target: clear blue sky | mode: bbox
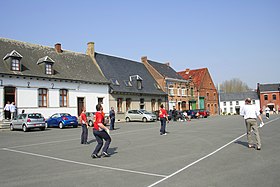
[1,0,279,89]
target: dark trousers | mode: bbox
[160,118,167,134]
[5,110,11,119]
[81,124,88,144]
[93,130,111,154]
[110,118,115,130]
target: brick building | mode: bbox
[257,83,280,113]
[178,68,218,115]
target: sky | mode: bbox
[1,0,279,89]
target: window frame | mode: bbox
[59,89,68,107]
[11,58,20,71]
[45,63,53,75]
[38,88,48,107]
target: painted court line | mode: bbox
[5,126,159,149]
[2,147,167,178]
[147,117,280,187]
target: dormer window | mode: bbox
[11,58,20,71]
[111,79,120,86]
[137,80,142,90]
[124,80,132,87]
[37,56,55,75]
[3,50,23,71]
[45,64,52,75]
[129,75,143,90]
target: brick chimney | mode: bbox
[86,42,95,57]
[141,56,148,63]
[185,68,190,74]
[55,43,62,53]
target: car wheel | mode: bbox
[59,122,63,129]
[40,127,46,131]
[125,117,130,122]
[89,121,93,127]
[22,125,28,132]
[142,117,147,122]
[10,124,14,131]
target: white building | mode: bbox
[0,38,110,120]
[219,91,260,115]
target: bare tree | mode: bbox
[219,78,250,93]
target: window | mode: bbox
[206,92,209,99]
[151,99,156,112]
[236,101,239,105]
[230,107,233,113]
[252,100,256,104]
[38,88,48,107]
[111,79,120,86]
[264,95,268,100]
[117,98,123,112]
[213,93,216,100]
[154,83,161,90]
[181,87,186,96]
[230,101,232,106]
[126,98,131,111]
[140,98,145,109]
[11,59,20,71]
[224,108,227,113]
[137,80,142,90]
[158,99,162,110]
[60,89,68,107]
[273,94,277,100]
[223,102,226,106]
[98,98,103,104]
[124,80,132,87]
[177,87,181,96]
[169,85,174,96]
[45,64,52,75]
[191,88,194,97]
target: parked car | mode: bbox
[125,109,157,122]
[45,113,78,129]
[85,112,95,126]
[196,109,210,118]
[183,110,197,119]
[10,113,46,132]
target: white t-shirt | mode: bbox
[240,104,260,119]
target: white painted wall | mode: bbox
[220,99,260,115]
[0,76,109,120]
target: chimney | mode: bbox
[141,56,148,63]
[55,43,62,53]
[86,42,95,57]
[165,62,170,66]
[185,68,190,74]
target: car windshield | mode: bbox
[28,113,43,119]
[61,113,71,117]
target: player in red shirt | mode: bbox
[91,104,111,158]
[159,104,168,135]
[80,107,89,144]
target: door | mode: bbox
[77,97,85,116]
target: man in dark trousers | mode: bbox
[109,107,115,130]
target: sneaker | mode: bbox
[163,133,167,136]
[256,147,261,150]
[91,153,99,159]
[102,152,110,157]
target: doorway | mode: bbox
[77,97,85,116]
[4,86,15,105]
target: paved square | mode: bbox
[1,115,280,187]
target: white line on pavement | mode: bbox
[147,117,280,187]
[2,147,167,178]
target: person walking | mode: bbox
[80,107,89,144]
[109,107,115,130]
[172,106,177,121]
[240,98,263,150]
[265,106,270,119]
[91,104,111,158]
[159,104,168,135]
[9,102,16,119]
[4,101,11,120]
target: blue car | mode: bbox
[45,113,78,129]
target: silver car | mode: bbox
[10,113,46,132]
[125,109,157,122]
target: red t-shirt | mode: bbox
[94,111,104,130]
[80,112,87,124]
[159,108,167,118]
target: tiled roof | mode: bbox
[178,68,207,88]
[220,91,259,102]
[147,60,185,80]
[95,53,167,96]
[0,38,109,84]
[258,83,280,92]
